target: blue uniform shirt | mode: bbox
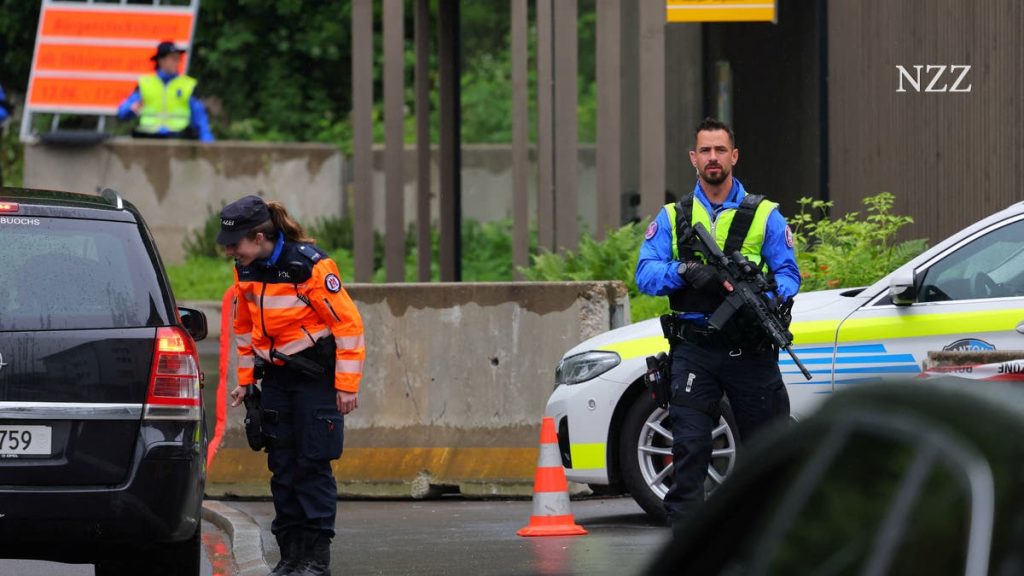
[0,84,9,124]
[635,178,801,323]
[117,70,215,142]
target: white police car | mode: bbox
[545,201,1024,519]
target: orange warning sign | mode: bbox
[25,2,197,117]
[35,44,184,75]
[28,77,138,109]
[40,8,192,41]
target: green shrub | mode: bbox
[308,214,354,252]
[1,125,24,187]
[791,192,928,292]
[519,192,927,323]
[521,222,670,322]
[170,194,926,310]
[182,208,224,259]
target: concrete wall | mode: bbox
[200,281,630,498]
[24,140,601,265]
[23,139,346,264]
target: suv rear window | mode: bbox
[0,217,167,331]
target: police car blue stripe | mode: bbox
[779,357,838,366]
[783,364,919,376]
[779,354,917,366]
[835,354,916,364]
[791,344,888,355]
[836,344,888,354]
[834,365,921,374]
[791,346,838,354]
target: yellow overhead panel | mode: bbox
[666,0,777,24]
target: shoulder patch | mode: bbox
[785,225,794,248]
[325,274,342,293]
[644,220,658,240]
[296,244,323,263]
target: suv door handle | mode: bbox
[1018,320,1024,335]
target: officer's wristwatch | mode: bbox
[677,262,692,277]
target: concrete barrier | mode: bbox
[23,139,345,264]
[201,281,629,498]
[23,140,603,265]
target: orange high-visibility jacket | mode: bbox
[231,240,365,393]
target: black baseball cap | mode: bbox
[216,195,271,245]
[151,41,186,61]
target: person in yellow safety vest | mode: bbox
[0,82,10,186]
[117,41,215,142]
[636,117,801,527]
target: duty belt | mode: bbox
[660,314,730,348]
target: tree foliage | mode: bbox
[0,0,598,147]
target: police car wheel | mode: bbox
[619,392,739,521]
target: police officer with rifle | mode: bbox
[636,118,803,525]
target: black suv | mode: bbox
[0,188,208,575]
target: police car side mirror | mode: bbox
[178,307,209,341]
[889,271,917,306]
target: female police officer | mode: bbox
[220,195,364,576]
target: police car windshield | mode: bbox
[0,217,167,331]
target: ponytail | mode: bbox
[267,201,315,243]
[244,200,316,244]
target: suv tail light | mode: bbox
[145,326,201,420]
[0,202,19,213]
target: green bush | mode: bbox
[182,208,225,259]
[171,216,525,298]
[170,194,927,312]
[791,192,928,292]
[519,192,927,323]
[520,222,670,322]
[307,214,354,252]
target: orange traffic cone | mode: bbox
[517,416,588,537]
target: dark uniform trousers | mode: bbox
[261,361,345,537]
[663,339,789,523]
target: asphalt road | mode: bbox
[230,496,671,576]
[0,521,234,576]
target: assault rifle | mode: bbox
[689,222,812,380]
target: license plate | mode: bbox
[0,425,52,456]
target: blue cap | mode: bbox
[152,41,186,61]
[216,195,270,245]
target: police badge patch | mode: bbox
[325,274,341,293]
[785,225,794,248]
[645,220,658,240]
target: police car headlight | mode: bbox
[555,351,621,386]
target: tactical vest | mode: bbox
[666,193,777,314]
[137,74,196,134]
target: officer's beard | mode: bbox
[700,163,729,186]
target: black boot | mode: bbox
[269,530,301,576]
[291,530,332,576]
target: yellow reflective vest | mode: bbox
[665,195,777,313]
[137,74,196,134]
